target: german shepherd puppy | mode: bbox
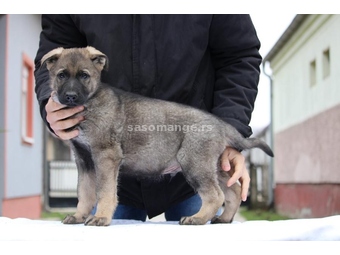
[41,47,273,226]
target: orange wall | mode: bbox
[2,195,42,219]
[275,184,340,218]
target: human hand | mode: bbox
[45,93,85,140]
[220,147,250,202]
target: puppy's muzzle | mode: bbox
[58,79,88,106]
[64,91,78,105]
[60,90,85,106]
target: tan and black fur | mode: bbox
[41,47,274,226]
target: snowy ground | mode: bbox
[1,215,339,241]
[148,209,246,222]
[1,214,339,254]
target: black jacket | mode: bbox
[34,14,261,218]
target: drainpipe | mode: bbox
[262,60,275,208]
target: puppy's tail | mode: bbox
[231,137,274,157]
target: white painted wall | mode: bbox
[0,14,7,214]
[270,15,340,133]
[5,14,43,198]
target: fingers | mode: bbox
[221,147,245,185]
[240,171,250,202]
[220,150,231,171]
[45,96,84,140]
[221,147,250,201]
[52,117,83,140]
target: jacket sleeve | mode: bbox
[34,14,87,127]
[209,14,262,138]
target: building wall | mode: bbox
[271,15,340,134]
[275,184,340,218]
[275,103,340,184]
[270,14,340,218]
[274,103,340,217]
[0,14,7,215]
[2,14,43,219]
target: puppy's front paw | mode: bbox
[62,214,86,224]
[179,216,206,225]
[85,215,111,226]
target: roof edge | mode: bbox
[263,14,309,63]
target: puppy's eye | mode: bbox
[57,72,66,79]
[80,72,90,79]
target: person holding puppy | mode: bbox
[35,14,261,222]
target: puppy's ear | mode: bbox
[41,47,64,70]
[86,46,109,72]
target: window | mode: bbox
[323,48,330,79]
[21,53,34,145]
[309,59,317,87]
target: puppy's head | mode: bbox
[41,46,108,106]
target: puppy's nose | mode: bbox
[65,92,78,104]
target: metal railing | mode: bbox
[48,161,78,198]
